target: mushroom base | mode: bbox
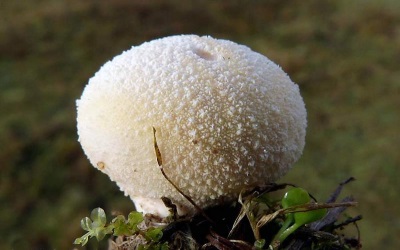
[132,196,194,218]
[110,180,360,250]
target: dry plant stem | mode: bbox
[228,192,261,240]
[203,230,253,250]
[287,178,359,250]
[257,201,357,229]
[228,184,289,239]
[228,185,356,241]
[159,168,215,225]
[241,197,261,240]
[152,127,163,166]
[333,215,362,229]
[152,127,215,225]
[311,196,354,231]
[242,183,291,199]
[327,177,355,203]
[310,177,356,231]
[353,217,362,249]
[270,200,357,250]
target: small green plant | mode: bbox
[74,208,168,249]
[74,181,359,249]
[73,207,113,245]
[272,187,327,246]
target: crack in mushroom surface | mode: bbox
[76,35,307,217]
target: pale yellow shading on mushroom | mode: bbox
[76,35,307,218]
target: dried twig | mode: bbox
[257,201,357,229]
[152,127,215,225]
[287,178,358,250]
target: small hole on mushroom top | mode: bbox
[193,48,215,61]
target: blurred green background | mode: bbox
[1,0,399,249]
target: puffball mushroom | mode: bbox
[76,35,307,218]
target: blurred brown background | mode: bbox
[1,0,399,249]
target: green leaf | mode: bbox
[111,215,126,228]
[153,242,169,250]
[282,187,310,209]
[81,217,92,231]
[91,207,107,227]
[73,237,84,245]
[160,242,169,250]
[112,214,126,224]
[112,215,131,236]
[106,224,115,234]
[74,232,91,246]
[93,227,107,241]
[274,188,328,245]
[294,207,327,225]
[128,211,144,227]
[145,227,163,242]
[139,242,169,250]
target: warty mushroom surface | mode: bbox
[76,35,307,217]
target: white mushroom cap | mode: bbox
[76,35,307,217]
